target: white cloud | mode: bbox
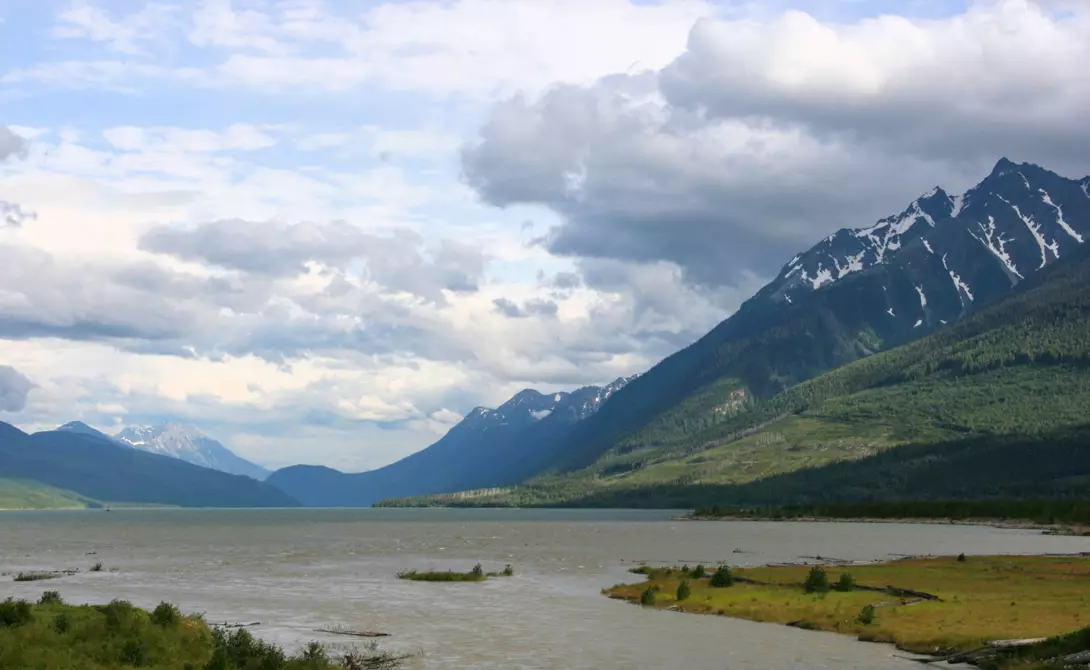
[54,1,180,55]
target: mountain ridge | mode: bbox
[0,422,297,508]
[114,422,269,481]
[267,376,637,506]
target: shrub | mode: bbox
[501,564,514,577]
[470,563,484,579]
[98,599,137,630]
[677,579,692,601]
[835,573,855,592]
[90,562,104,572]
[53,613,70,634]
[804,566,830,594]
[119,639,147,666]
[858,604,877,625]
[301,641,329,663]
[151,602,180,627]
[0,598,33,628]
[957,553,967,562]
[692,564,707,578]
[39,590,64,605]
[710,565,734,588]
[681,564,690,573]
[640,586,656,606]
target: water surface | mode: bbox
[2,508,1087,669]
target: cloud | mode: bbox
[1,201,37,227]
[54,1,180,55]
[139,219,487,302]
[103,124,277,152]
[493,296,559,318]
[0,124,26,161]
[462,0,1090,286]
[0,365,33,412]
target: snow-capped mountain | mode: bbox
[464,376,638,428]
[757,158,1090,330]
[267,376,638,506]
[114,423,269,481]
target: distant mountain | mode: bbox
[268,377,635,506]
[0,424,297,508]
[56,421,125,445]
[114,423,269,480]
[522,159,1090,477]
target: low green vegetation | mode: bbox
[606,555,1090,667]
[0,595,405,669]
[396,563,514,582]
[0,478,95,510]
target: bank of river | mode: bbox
[607,555,1090,668]
[3,508,1089,669]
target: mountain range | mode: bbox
[5,158,1088,510]
[371,158,1090,508]
[0,422,296,508]
[267,377,635,506]
[55,421,269,480]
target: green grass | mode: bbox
[0,479,97,510]
[0,595,403,669]
[607,555,1090,666]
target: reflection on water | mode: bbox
[2,508,1086,669]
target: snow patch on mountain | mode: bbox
[998,194,1059,268]
[114,423,269,480]
[1040,189,1083,243]
[971,215,1022,278]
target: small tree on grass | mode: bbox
[857,604,876,625]
[676,579,692,601]
[692,564,707,578]
[470,563,484,579]
[501,564,514,576]
[152,602,180,627]
[640,586,656,606]
[957,553,967,563]
[804,566,830,594]
[710,565,734,588]
[39,590,63,605]
[835,573,855,592]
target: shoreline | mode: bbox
[676,513,1090,536]
[605,554,1090,669]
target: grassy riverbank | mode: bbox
[0,594,404,669]
[606,555,1090,666]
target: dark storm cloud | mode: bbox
[461,4,1090,287]
[0,365,34,412]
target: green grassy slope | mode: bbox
[0,479,96,510]
[378,246,1090,508]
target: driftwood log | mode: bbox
[316,628,390,638]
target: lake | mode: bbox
[2,508,1087,669]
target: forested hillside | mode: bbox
[377,242,1090,508]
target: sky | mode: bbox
[1,0,1088,472]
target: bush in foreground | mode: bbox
[835,573,855,592]
[804,566,830,594]
[710,565,734,588]
[676,580,692,601]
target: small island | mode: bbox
[397,562,514,582]
[605,555,1090,668]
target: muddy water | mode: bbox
[2,508,1086,669]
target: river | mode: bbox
[2,508,1087,669]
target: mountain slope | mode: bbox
[268,378,634,506]
[0,424,298,508]
[56,421,125,446]
[114,423,269,480]
[533,159,1090,477]
[0,478,96,510]
[386,241,1090,508]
